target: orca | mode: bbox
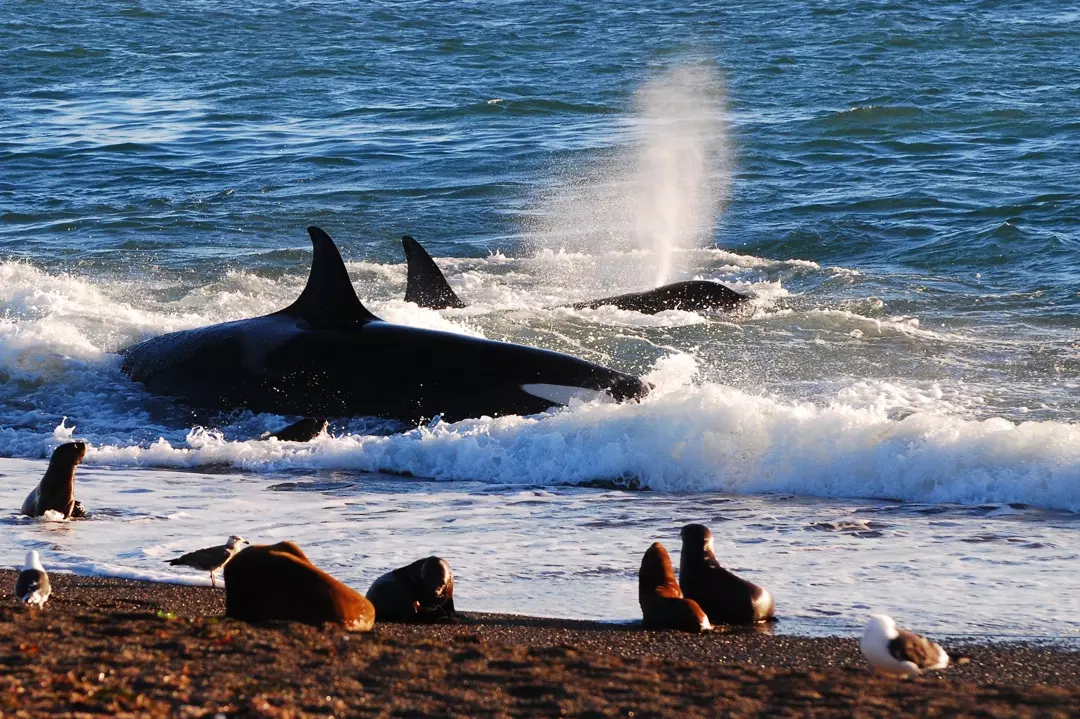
[403,235,466,310]
[121,227,647,423]
[401,235,749,314]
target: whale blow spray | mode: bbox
[531,64,731,292]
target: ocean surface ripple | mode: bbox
[1,1,1077,637]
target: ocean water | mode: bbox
[1,1,1078,638]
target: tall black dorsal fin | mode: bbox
[281,226,380,328]
[402,235,466,309]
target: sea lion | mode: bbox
[267,417,328,442]
[21,442,87,519]
[861,614,949,676]
[366,556,457,623]
[639,542,711,632]
[223,541,374,631]
[678,523,774,624]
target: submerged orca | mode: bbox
[121,227,647,422]
[401,235,749,314]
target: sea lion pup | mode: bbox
[21,442,87,519]
[639,542,711,632]
[15,550,51,609]
[223,541,374,631]
[267,417,328,442]
[366,556,457,623]
[861,614,949,676]
[678,523,774,625]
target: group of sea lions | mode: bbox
[14,441,950,677]
[640,524,775,633]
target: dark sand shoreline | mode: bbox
[2,570,1077,717]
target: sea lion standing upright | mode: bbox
[678,523,774,625]
[638,542,711,633]
[366,556,457,623]
[21,442,87,519]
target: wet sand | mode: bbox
[1,570,1077,717]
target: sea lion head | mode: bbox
[51,441,87,466]
[639,542,679,590]
[416,556,453,605]
[680,523,714,553]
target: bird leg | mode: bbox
[210,571,216,589]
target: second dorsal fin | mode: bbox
[402,235,466,310]
[281,226,380,328]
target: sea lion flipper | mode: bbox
[402,235,466,310]
[281,227,381,329]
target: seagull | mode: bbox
[15,550,51,609]
[166,535,249,588]
[861,614,950,676]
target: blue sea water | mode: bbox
[1,1,1078,637]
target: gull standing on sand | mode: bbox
[15,550,51,609]
[861,614,949,676]
[166,535,249,588]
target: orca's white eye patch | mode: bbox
[520,383,616,406]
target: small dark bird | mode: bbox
[15,550,51,609]
[167,535,248,588]
[268,417,328,442]
[861,614,949,676]
[679,523,775,624]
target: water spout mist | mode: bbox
[530,64,730,293]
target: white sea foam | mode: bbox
[1,252,1079,513]
[70,369,1080,511]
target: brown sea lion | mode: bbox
[679,523,774,625]
[223,541,374,631]
[639,542,711,632]
[21,442,87,519]
[366,556,457,623]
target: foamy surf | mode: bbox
[2,253,1079,512]
[68,373,1080,512]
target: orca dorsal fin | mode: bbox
[402,235,466,309]
[281,226,380,328]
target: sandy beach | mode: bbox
[1,570,1076,718]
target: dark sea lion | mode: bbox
[268,417,328,442]
[638,542,711,632]
[20,441,87,519]
[402,234,749,315]
[223,541,374,631]
[366,556,457,623]
[678,523,775,625]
